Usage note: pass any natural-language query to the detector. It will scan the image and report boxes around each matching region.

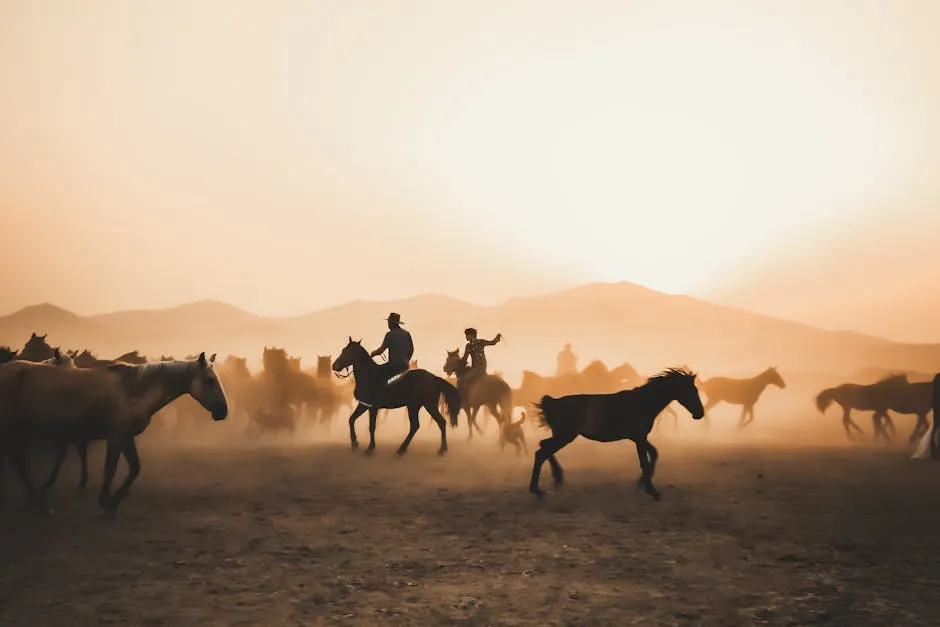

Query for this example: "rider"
[556,342,578,376]
[460,327,501,382]
[369,312,414,383]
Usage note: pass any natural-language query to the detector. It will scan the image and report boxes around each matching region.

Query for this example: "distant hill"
[2,282,939,380]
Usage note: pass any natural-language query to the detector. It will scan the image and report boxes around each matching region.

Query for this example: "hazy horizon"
[3,1,939,342]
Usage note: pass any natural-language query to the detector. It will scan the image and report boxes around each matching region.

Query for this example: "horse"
[0,346,18,364]
[0,352,228,515]
[40,347,75,368]
[332,338,460,455]
[529,368,704,501]
[815,374,908,440]
[868,374,933,443]
[113,350,148,365]
[699,367,786,428]
[72,349,116,368]
[15,332,55,362]
[442,349,513,440]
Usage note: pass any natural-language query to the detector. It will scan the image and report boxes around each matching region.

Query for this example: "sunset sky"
[2,1,938,341]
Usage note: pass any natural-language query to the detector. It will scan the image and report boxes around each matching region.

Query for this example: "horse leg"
[425,403,448,455]
[98,436,123,512]
[75,440,90,490]
[882,413,897,440]
[841,407,862,440]
[396,406,422,456]
[635,439,661,501]
[736,405,748,428]
[9,446,53,516]
[466,406,482,440]
[39,440,69,491]
[520,431,529,457]
[347,404,368,450]
[366,407,378,454]
[106,438,141,513]
[911,413,929,445]
[529,435,574,498]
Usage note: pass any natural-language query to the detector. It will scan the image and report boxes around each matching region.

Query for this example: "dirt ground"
[1,411,938,626]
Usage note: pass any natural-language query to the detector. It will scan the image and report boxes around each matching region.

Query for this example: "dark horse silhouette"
[332,338,460,455]
[529,368,704,502]
[442,349,513,440]
[0,346,17,364]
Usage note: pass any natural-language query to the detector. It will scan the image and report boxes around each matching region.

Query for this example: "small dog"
[498,410,529,457]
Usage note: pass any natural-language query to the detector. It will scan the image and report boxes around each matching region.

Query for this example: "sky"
[1,1,938,340]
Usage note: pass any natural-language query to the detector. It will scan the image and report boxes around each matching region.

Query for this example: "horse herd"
[1,332,939,517]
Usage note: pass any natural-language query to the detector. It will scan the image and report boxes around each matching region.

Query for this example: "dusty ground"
[1,411,938,626]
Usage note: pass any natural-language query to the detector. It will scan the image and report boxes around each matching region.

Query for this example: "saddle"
[355,370,410,408]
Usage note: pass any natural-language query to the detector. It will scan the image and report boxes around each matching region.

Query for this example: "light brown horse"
[443,349,513,440]
[71,349,115,368]
[699,367,786,428]
[0,352,228,515]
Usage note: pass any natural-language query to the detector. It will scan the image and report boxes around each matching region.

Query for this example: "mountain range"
[1,282,938,381]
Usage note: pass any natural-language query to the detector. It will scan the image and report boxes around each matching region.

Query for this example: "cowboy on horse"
[369,312,414,384]
[461,327,501,383]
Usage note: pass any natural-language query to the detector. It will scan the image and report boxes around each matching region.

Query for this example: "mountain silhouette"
[1,282,938,379]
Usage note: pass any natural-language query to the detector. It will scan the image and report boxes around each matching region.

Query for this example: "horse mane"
[106,359,198,393]
[645,367,696,384]
[874,373,908,385]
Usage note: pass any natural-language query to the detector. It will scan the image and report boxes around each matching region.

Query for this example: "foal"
[529,368,704,501]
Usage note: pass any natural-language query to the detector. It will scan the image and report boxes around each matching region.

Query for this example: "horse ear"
[40,334,46,340]
[197,352,207,366]
[54,347,61,358]
[30,332,37,339]
[348,336,353,343]
[209,353,217,363]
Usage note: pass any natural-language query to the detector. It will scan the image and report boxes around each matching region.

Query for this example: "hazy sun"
[415,5,916,294]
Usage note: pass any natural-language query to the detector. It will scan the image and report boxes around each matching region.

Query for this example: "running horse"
[442,349,513,440]
[530,368,704,501]
[332,338,460,455]
[0,352,228,515]
[815,374,909,441]
[699,366,786,428]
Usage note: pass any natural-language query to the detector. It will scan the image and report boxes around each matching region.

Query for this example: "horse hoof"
[350,442,360,451]
[364,448,375,456]
[437,449,447,456]
[396,448,407,456]
[530,487,546,499]
[650,492,662,502]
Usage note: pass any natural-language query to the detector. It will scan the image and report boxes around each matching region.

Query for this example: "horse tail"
[533,395,559,431]
[816,388,835,414]
[437,377,461,427]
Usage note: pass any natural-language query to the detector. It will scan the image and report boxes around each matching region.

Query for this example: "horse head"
[443,349,462,375]
[262,346,289,373]
[21,332,54,361]
[660,367,704,420]
[0,345,17,364]
[332,337,365,373]
[187,352,228,420]
[765,366,786,389]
